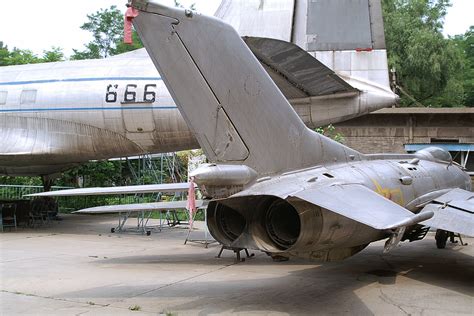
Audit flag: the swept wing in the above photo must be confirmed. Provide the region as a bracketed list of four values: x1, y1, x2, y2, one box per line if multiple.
[73, 199, 206, 214]
[26, 182, 192, 197]
[420, 188, 474, 237]
[292, 183, 432, 230]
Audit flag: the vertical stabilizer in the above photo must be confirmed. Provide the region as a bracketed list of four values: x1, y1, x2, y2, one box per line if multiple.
[131, 1, 362, 175]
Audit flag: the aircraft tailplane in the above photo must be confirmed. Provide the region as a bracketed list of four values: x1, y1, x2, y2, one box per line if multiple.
[131, 1, 363, 175]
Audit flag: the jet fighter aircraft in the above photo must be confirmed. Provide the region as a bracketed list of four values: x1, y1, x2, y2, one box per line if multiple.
[126, 0, 473, 260]
[0, 0, 397, 178]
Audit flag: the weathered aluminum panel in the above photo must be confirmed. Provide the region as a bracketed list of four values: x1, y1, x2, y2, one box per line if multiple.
[420, 188, 474, 236]
[133, 2, 361, 175]
[293, 183, 416, 230]
[306, 0, 385, 51]
[216, 0, 295, 42]
[314, 50, 390, 87]
[129, 1, 472, 259]
[421, 204, 473, 237]
[0, 0, 393, 176]
[368, 0, 387, 49]
[0, 50, 199, 176]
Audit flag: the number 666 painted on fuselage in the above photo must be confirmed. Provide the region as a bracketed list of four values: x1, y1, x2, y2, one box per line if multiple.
[105, 83, 157, 103]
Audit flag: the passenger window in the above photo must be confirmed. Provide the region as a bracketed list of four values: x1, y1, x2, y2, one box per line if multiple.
[21, 89, 37, 104]
[0, 91, 7, 105]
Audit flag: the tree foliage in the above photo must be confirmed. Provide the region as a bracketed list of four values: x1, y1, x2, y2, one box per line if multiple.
[451, 26, 474, 106]
[382, 0, 465, 107]
[71, 5, 143, 60]
[0, 42, 65, 66]
[315, 125, 345, 143]
[42, 46, 65, 63]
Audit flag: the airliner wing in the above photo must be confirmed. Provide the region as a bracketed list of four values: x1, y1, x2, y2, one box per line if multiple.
[26, 182, 192, 197]
[73, 199, 206, 214]
[419, 188, 474, 237]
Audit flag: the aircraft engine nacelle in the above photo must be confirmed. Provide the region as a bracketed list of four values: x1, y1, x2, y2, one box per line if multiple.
[207, 196, 386, 261]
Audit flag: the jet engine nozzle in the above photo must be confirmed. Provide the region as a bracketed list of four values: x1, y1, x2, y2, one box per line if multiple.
[207, 196, 386, 261]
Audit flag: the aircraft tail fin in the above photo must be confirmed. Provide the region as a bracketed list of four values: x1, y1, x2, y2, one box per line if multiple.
[131, 1, 362, 175]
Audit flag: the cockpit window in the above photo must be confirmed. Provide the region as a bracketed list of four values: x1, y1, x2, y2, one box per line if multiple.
[0, 91, 7, 105]
[416, 147, 452, 162]
[21, 89, 37, 104]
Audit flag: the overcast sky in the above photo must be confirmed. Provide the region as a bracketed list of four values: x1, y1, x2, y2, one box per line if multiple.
[0, 0, 471, 58]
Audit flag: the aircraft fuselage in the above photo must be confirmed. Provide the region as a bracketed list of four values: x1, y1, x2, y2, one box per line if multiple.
[0, 54, 198, 176]
[202, 152, 471, 260]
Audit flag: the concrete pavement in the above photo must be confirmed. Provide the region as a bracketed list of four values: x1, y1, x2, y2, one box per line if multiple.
[1, 214, 473, 315]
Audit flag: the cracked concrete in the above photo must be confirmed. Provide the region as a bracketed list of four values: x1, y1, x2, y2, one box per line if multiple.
[1, 214, 473, 315]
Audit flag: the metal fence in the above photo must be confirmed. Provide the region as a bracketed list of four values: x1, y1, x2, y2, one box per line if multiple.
[0, 185, 74, 201]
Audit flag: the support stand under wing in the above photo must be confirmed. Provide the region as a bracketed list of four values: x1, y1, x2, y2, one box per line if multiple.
[184, 206, 217, 248]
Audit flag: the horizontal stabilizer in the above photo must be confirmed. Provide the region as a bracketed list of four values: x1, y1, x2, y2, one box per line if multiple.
[73, 200, 206, 214]
[420, 189, 474, 237]
[26, 183, 192, 197]
[292, 183, 431, 230]
[244, 37, 358, 99]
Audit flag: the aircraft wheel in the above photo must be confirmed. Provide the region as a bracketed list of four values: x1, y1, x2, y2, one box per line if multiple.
[111, 228, 116, 233]
[146, 231, 151, 236]
[435, 229, 448, 249]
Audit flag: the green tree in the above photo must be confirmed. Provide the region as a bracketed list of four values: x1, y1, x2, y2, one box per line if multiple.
[113, 31, 143, 55]
[0, 42, 63, 65]
[42, 47, 65, 62]
[0, 176, 42, 186]
[3, 48, 41, 65]
[56, 161, 123, 188]
[315, 125, 345, 143]
[382, 0, 464, 107]
[71, 43, 101, 60]
[452, 26, 474, 106]
[80, 5, 123, 58]
[0, 42, 10, 66]
[71, 5, 143, 60]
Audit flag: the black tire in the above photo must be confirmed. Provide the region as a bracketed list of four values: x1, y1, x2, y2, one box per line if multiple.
[146, 231, 151, 236]
[111, 228, 115, 233]
[435, 229, 448, 249]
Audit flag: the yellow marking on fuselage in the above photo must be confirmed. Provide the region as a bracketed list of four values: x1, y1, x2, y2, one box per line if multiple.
[371, 179, 405, 206]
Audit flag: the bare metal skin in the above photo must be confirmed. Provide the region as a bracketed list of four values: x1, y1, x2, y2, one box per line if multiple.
[0, 0, 397, 177]
[130, 0, 473, 261]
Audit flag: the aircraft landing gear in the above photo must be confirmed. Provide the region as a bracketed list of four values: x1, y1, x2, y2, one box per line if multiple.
[435, 229, 448, 249]
[435, 229, 467, 249]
